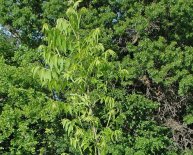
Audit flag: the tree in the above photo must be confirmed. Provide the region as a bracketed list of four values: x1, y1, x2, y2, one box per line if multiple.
[1, 0, 193, 154]
[0, 0, 69, 47]
[0, 27, 72, 154]
[34, 5, 172, 154]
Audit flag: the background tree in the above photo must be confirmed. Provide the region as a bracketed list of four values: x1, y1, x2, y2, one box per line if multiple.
[0, 0, 193, 154]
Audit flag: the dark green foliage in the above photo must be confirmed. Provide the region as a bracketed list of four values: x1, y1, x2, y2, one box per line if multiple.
[0, 35, 71, 154]
[0, 0, 69, 47]
[0, 0, 193, 154]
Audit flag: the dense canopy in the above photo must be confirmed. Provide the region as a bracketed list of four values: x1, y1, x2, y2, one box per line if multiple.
[1, 0, 193, 154]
